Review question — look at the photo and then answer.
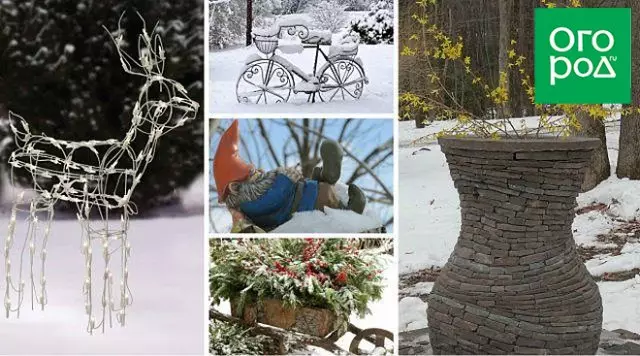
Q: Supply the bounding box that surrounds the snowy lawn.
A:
[209,44,394,115]
[211,254,396,355]
[398,119,640,334]
[0,179,205,354]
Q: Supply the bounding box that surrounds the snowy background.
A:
[0,176,205,354]
[209,0,394,115]
[397,119,640,335]
[209,119,394,234]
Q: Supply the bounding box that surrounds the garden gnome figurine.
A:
[214,120,367,233]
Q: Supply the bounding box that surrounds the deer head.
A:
[107,12,199,137]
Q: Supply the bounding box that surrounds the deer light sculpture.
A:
[3,18,199,334]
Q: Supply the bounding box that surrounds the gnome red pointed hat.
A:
[213,120,254,202]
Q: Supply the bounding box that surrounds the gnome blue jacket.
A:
[239,173,318,229]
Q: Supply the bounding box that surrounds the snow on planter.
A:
[428,136,603,355]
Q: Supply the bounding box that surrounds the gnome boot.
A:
[311,140,343,185]
[347,184,366,215]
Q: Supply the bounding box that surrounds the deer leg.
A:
[77,203,98,334]
[29,197,54,312]
[78,202,132,334]
[4,192,26,318]
[40,200,54,310]
[3,192,53,317]
[115,210,132,327]
[100,208,133,330]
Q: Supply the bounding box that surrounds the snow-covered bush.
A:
[209,0,281,49]
[281,0,314,14]
[309,0,349,32]
[210,239,385,329]
[210,320,267,355]
[350,0,393,44]
[209,0,245,49]
[339,0,371,11]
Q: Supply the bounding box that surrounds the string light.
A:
[3,15,198,334]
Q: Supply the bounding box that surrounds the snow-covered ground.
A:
[212,253,396,354]
[212,181,387,234]
[0,177,205,354]
[398,119,640,334]
[209,44,394,115]
[272,208,383,233]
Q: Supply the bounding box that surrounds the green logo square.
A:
[534,8,631,104]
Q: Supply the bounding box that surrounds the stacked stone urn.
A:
[428,137,603,355]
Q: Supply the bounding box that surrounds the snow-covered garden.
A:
[208,0,394,114]
[397,119,640,352]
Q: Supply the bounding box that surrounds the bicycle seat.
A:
[329,42,358,57]
[302,30,332,45]
[328,34,359,57]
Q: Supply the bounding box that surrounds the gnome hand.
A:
[229,208,265,233]
[229,208,246,224]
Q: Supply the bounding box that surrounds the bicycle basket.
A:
[253,35,278,55]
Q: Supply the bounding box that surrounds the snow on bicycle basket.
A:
[237,20,369,105]
[3,20,199,334]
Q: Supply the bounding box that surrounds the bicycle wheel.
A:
[317,58,366,102]
[236,59,295,104]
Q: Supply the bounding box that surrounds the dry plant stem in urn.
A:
[427,136,603,355]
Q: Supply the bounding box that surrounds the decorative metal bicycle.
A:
[236,22,368,104]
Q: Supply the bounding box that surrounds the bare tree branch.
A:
[257,119,282,167]
[382,216,393,228]
[346,138,393,184]
[338,119,353,141]
[313,119,326,157]
[285,119,303,159]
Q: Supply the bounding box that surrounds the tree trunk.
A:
[517,0,536,116]
[574,112,610,191]
[246,0,253,46]
[498,0,513,118]
[616,1,640,179]
[510,0,522,117]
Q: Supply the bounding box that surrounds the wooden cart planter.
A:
[231,298,343,338]
[212,299,394,355]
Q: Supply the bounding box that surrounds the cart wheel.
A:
[349,328,394,355]
[237,59,294,104]
[317,58,366,102]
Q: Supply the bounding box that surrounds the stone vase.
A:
[231,298,341,337]
[428,137,603,355]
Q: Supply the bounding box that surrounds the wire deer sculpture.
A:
[3,16,199,334]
